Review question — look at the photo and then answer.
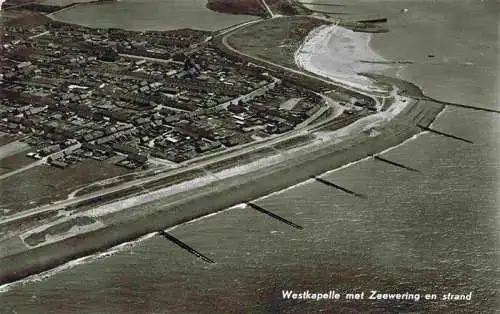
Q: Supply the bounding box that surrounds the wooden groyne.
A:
[358,18,388,24]
[158,230,215,263]
[246,202,303,230]
[373,155,420,172]
[311,176,366,198]
[424,97,500,114]
[417,125,473,144]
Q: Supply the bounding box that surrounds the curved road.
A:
[0,12,397,228]
[219,16,391,105]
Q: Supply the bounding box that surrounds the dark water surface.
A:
[1,0,499,313]
[48,0,258,31]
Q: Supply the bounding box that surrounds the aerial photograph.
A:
[0,0,498,312]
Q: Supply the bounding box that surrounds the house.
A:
[128,153,148,164]
[227,103,246,114]
[50,159,69,169]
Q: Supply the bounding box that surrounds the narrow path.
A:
[0,158,45,181]
[118,54,177,64]
[219,18,387,109]
[216,77,281,110]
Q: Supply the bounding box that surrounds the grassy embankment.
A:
[0,94,443,285]
[0,8,445,285]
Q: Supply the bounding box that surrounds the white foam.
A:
[0,203,250,292]
[377,131,425,156]
[256,177,316,200]
[0,110,420,291]
[429,106,449,129]
[170,203,248,229]
[0,231,157,293]
[82,151,303,219]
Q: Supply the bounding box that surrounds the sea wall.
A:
[0,12,443,285]
[0,93,445,285]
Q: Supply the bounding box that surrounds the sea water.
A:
[1,0,498,312]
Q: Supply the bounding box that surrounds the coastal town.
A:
[0,0,436,291]
[0,1,496,313]
[0,0,397,232]
[1,11,336,171]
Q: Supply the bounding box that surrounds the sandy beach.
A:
[295,23,389,93]
[1,2,497,313]
[0,89,443,284]
[0,8,445,287]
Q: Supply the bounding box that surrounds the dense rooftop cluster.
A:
[0,20,326,170]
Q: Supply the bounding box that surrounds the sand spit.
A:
[295,23,389,93]
[0,14,445,286]
[0,91,446,286]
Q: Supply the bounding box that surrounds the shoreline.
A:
[0,11,445,286]
[1,0,110,13]
[206,0,267,17]
[0,93,444,285]
[43,0,260,32]
[3,2,498,312]
[294,23,390,93]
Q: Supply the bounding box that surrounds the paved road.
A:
[118,54,179,64]
[220,16,390,107]
[0,158,45,181]
[0,95,349,226]
[216,77,281,110]
[28,31,50,40]
[295,94,339,129]
[0,14,394,226]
